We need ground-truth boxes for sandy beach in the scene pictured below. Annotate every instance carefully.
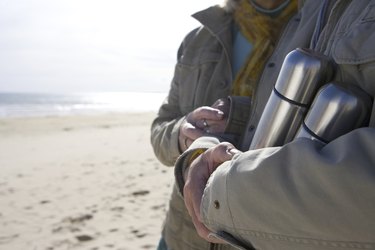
[0,112,174,250]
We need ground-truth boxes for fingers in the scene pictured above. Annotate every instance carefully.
[181,121,205,141]
[184,155,216,243]
[182,106,226,139]
[179,121,203,151]
[211,98,230,115]
[208,233,228,244]
[180,102,231,146]
[183,143,240,244]
[180,136,193,150]
[194,118,211,130]
[211,98,224,108]
[188,106,228,133]
[186,194,215,242]
[184,155,208,223]
[211,98,227,109]
[197,119,227,134]
[207,142,239,171]
[192,143,238,218]
[188,106,224,124]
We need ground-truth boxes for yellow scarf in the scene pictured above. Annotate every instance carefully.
[231,0,298,96]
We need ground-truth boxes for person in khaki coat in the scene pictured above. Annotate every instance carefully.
[150,0,298,249]
[176,0,375,249]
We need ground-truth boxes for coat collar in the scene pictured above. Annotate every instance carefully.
[192,5,233,37]
[192,5,234,66]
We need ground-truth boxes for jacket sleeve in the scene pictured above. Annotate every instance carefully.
[150,29,198,166]
[151,28,248,166]
[225,96,252,136]
[174,135,222,194]
[200,127,375,249]
[150,52,185,166]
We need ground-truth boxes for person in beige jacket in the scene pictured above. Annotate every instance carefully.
[151,0,298,249]
[176,0,375,249]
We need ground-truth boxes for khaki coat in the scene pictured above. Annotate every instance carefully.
[175,0,375,249]
[151,4,249,250]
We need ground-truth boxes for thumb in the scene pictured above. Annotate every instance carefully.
[211,142,240,165]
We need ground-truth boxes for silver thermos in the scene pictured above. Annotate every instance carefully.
[295,83,371,143]
[249,48,333,150]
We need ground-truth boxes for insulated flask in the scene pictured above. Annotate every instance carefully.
[295,83,372,143]
[249,48,333,150]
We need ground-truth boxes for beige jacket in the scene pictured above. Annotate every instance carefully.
[175,0,375,249]
[151,3,250,250]
[151,4,251,167]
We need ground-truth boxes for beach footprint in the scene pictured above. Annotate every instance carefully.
[131,190,150,197]
[142,244,154,249]
[130,229,147,239]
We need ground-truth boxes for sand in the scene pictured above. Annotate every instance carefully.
[0,112,174,250]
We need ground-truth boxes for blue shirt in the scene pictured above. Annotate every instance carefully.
[232,25,253,78]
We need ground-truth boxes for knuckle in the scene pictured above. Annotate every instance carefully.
[197,230,208,240]
[183,184,189,194]
[183,182,193,196]
[180,126,188,134]
[195,106,205,114]
[217,143,228,151]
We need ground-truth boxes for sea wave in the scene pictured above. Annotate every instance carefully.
[0,92,167,118]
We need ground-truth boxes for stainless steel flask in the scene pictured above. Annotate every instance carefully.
[295,83,372,143]
[249,48,333,150]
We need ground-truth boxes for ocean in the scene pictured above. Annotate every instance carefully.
[0,92,167,118]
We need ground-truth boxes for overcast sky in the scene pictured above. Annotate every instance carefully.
[0,0,220,93]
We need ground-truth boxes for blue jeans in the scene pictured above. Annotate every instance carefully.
[156,237,169,250]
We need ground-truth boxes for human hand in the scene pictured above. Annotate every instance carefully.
[207,98,230,134]
[179,106,225,151]
[183,142,240,243]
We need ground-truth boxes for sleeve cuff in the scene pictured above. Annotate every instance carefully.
[174,148,204,196]
[171,116,186,156]
[225,96,251,135]
[174,135,221,195]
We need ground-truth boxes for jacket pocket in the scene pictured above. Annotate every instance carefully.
[331,3,375,96]
[177,51,223,114]
[333,3,375,65]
